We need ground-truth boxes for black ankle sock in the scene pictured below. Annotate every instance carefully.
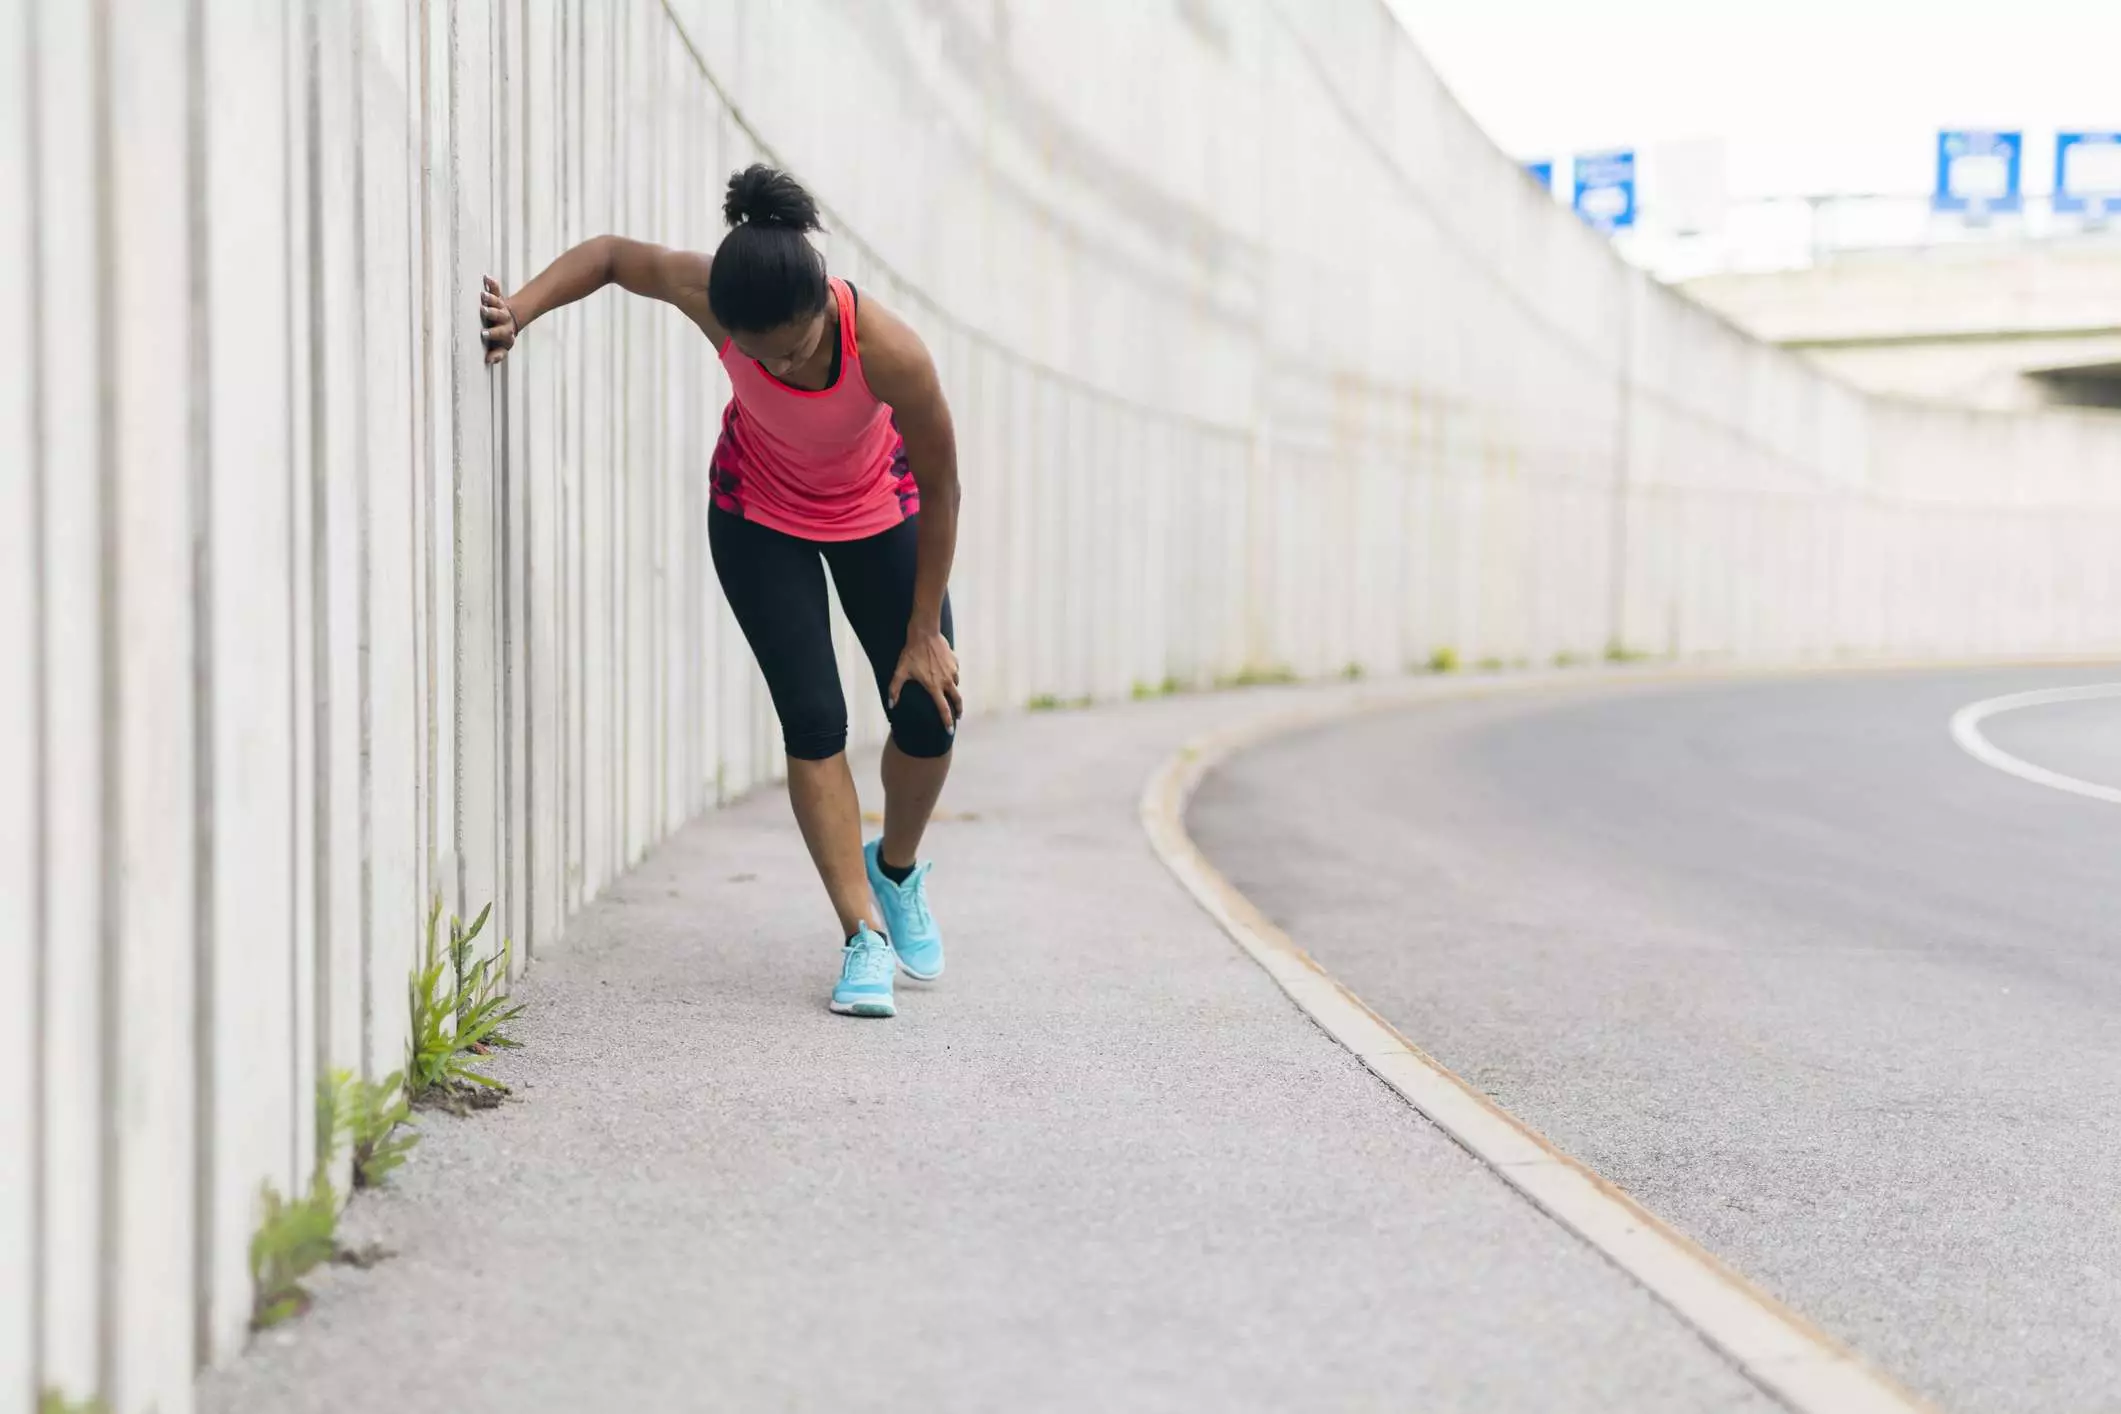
[877,854,915,886]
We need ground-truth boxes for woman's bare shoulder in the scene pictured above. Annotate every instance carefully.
[852,288,933,374]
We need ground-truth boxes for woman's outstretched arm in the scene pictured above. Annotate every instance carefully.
[481,236,724,364]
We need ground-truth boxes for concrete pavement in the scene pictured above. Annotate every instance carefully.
[1191,665,2121,1414]
[196,685,1772,1414]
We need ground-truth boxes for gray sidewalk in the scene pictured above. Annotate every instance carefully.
[198,687,1770,1414]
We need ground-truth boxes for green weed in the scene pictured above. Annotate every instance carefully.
[1604,640,1651,663]
[40,1393,109,1414]
[1340,662,1365,681]
[1214,665,1299,690]
[1427,647,1460,674]
[1026,694,1064,711]
[1476,656,1506,672]
[1553,650,1584,668]
[249,1171,339,1330]
[320,1068,419,1191]
[449,904,521,1048]
[408,898,525,1109]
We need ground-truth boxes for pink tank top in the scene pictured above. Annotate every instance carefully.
[709,277,917,541]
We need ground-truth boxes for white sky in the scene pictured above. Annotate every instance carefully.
[1381,0,2121,198]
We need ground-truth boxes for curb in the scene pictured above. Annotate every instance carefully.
[1139,669,1939,1414]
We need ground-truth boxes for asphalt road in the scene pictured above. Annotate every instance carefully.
[1190,664,2121,1414]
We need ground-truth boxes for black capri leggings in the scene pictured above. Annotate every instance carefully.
[709,505,956,762]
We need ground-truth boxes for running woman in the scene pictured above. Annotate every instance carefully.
[479,164,960,1019]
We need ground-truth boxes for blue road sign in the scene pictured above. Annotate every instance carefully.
[1573,149,1636,232]
[2055,132,2121,217]
[1933,130,2022,215]
[1524,160,1554,192]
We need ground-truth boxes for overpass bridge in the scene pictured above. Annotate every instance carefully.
[1684,242,2121,410]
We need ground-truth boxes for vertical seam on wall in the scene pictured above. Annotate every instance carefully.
[449,0,466,919]
[496,0,516,968]
[608,1,619,885]
[568,0,581,916]
[648,14,663,843]
[1608,276,1638,655]
[185,0,216,1369]
[406,0,424,952]
[520,0,537,960]
[88,0,122,1395]
[304,0,334,1116]
[351,0,376,1081]
[281,0,300,1189]
[25,0,50,1391]
[560,0,576,921]
[680,75,694,821]
[505,0,532,964]
[618,1,631,869]
[417,0,436,923]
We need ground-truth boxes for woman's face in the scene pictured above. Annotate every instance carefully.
[733,307,829,381]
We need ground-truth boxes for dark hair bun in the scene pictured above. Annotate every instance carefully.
[723,164,822,232]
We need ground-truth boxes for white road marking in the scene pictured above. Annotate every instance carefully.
[1143,673,1936,1414]
[1948,684,2121,807]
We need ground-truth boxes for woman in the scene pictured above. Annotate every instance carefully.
[479,164,960,1020]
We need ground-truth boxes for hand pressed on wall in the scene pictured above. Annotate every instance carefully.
[480,275,518,365]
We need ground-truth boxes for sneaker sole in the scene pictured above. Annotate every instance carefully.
[830,998,896,1018]
[896,957,943,982]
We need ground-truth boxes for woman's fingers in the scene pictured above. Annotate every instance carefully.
[480,280,513,331]
[930,669,960,729]
[479,277,513,366]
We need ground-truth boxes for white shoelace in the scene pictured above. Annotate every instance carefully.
[846,934,893,985]
[901,863,933,932]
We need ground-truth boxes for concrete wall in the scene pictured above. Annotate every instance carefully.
[7,2,2121,1411]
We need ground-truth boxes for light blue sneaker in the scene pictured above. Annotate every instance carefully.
[865,839,944,981]
[830,925,897,1018]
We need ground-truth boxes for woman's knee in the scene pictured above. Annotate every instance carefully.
[887,684,955,759]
